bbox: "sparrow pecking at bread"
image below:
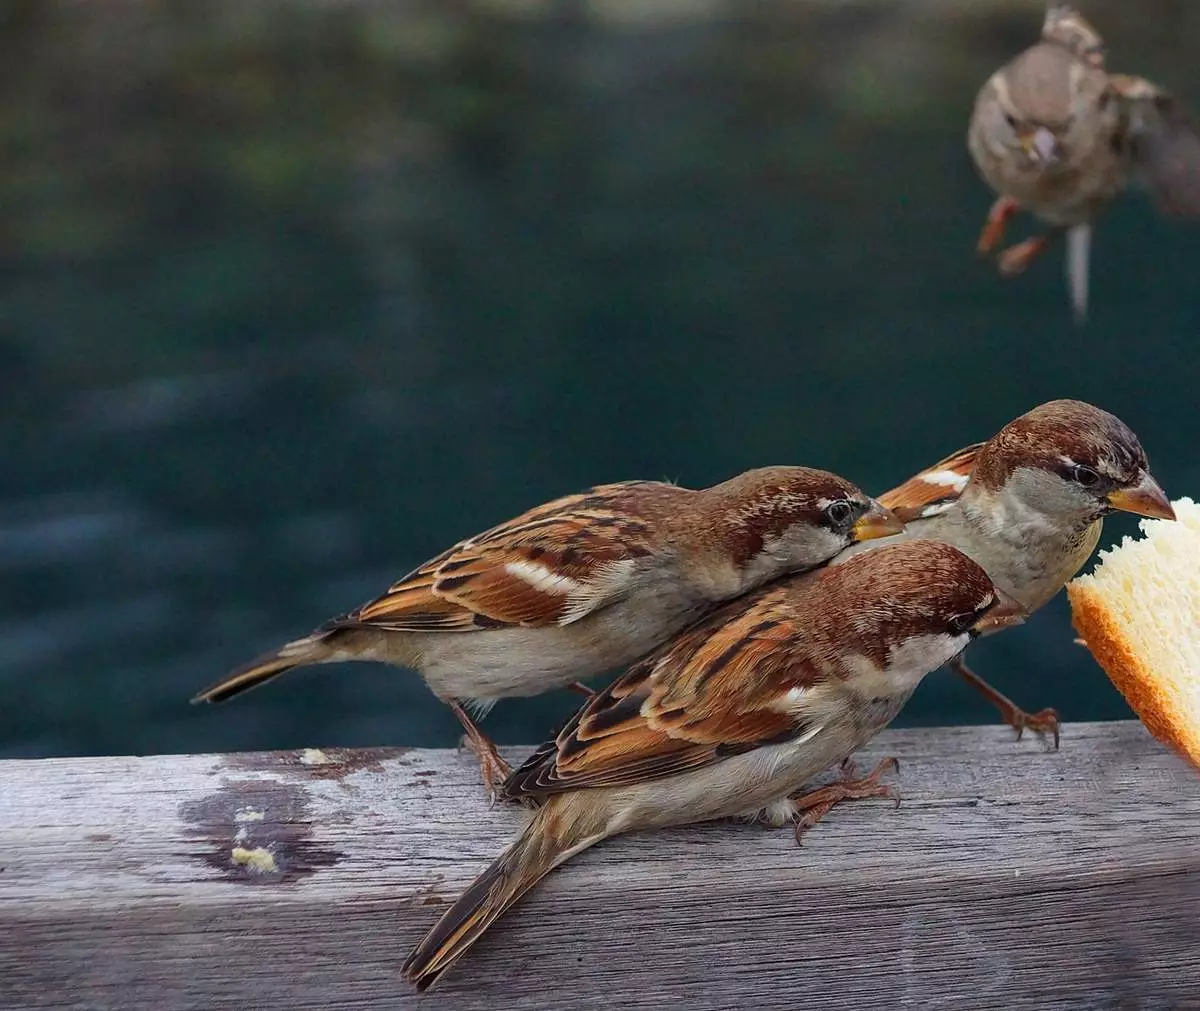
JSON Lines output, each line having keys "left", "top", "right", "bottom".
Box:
{"left": 401, "top": 540, "right": 1023, "bottom": 991}
{"left": 841, "top": 398, "right": 1175, "bottom": 745}
{"left": 192, "top": 467, "right": 901, "bottom": 797}
{"left": 967, "top": 4, "right": 1200, "bottom": 320}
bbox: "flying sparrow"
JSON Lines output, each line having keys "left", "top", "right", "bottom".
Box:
{"left": 968, "top": 4, "right": 1200, "bottom": 320}
{"left": 842, "top": 398, "right": 1175, "bottom": 745}
{"left": 401, "top": 540, "right": 1023, "bottom": 990}
{"left": 192, "top": 467, "right": 901, "bottom": 797}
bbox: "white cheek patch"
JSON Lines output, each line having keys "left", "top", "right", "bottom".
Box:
{"left": 504, "top": 560, "right": 581, "bottom": 596}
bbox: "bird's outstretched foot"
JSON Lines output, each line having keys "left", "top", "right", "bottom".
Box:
{"left": 977, "top": 195, "right": 1020, "bottom": 254}
{"left": 447, "top": 699, "right": 513, "bottom": 805}
{"left": 1003, "top": 705, "right": 1062, "bottom": 748}
{"left": 456, "top": 731, "right": 513, "bottom": 806}
{"left": 997, "top": 234, "right": 1051, "bottom": 276}
{"left": 951, "top": 659, "right": 1061, "bottom": 750}
{"left": 790, "top": 756, "right": 901, "bottom": 846}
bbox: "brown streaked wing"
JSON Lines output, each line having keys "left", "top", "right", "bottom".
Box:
{"left": 877, "top": 442, "right": 984, "bottom": 522}
{"left": 1112, "top": 75, "right": 1200, "bottom": 218}
{"left": 503, "top": 587, "right": 820, "bottom": 798}
{"left": 336, "top": 483, "right": 667, "bottom": 633}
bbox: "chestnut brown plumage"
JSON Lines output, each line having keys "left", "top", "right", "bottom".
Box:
{"left": 842, "top": 399, "right": 1175, "bottom": 743}
{"left": 193, "top": 466, "right": 901, "bottom": 797}
{"left": 968, "top": 4, "right": 1200, "bottom": 321}
{"left": 401, "top": 540, "right": 1023, "bottom": 991}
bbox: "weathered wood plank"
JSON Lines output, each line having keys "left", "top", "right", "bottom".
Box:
{"left": 1, "top": 722, "right": 1199, "bottom": 1010}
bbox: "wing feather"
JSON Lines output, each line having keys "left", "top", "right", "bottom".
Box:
{"left": 1112, "top": 75, "right": 1200, "bottom": 218}
{"left": 877, "top": 443, "right": 984, "bottom": 522}
{"left": 503, "top": 584, "right": 826, "bottom": 799}
{"left": 334, "top": 483, "right": 667, "bottom": 634}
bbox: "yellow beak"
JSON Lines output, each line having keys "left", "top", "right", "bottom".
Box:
{"left": 1106, "top": 472, "right": 1176, "bottom": 521}
{"left": 971, "top": 587, "right": 1027, "bottom": 637}
{"left": 851, "top": 501, "right": 905, "bottom": 542}
{"left": 1018, "top": 126, "right": 1060, "bottom": 164}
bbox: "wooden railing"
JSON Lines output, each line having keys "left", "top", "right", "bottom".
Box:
{"left": 3, "top": 721, "right": 1198, "bottom": 1009}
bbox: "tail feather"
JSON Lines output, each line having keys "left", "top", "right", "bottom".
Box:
{"left": 191, "top": 636, "right": 333, "bottom": 704}
{"left": 403, "top": 805, "right": 600, "bottom": 991}
{"left": 1066, "top": 223, "right": 1091, "bottom": 325}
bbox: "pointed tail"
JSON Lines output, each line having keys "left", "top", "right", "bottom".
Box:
{"left": 402, "top": 801, "right": 601, "bottom": 992}
{"left": 191, "top": 635, "right": 336, "bottom": 704}
{"left": 1066, "top": 223, "right": 1091, "bottom": 325}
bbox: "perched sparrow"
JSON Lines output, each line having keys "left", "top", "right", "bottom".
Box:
{"left": 401, "top": 540, "right": 1023, "bottom": 991}
{"left": 841, "top": 398, "right": 1175, "bottom": 744}
{"left": 193, "top": 467, "right": 901, "bottom": 796}
{"left": 968, "top": 4, "right": 1200, "bottom": 320}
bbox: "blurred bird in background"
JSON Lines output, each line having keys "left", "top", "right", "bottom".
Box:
{"left": 968, "top": 3, "right": 1200, "bottom": 322}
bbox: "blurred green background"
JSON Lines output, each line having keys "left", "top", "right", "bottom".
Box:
{"left": 2, "top": 0, "right": 1197, "bottom": 759}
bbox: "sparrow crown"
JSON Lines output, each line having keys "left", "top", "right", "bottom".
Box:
{"left": 1042, "top": 4, "right": 1106, "bottom": 67}
{"left": 706, "top": 466, "right": 884, "bottom": 567}
{"left": 810, "top": 541, "right": 1001, "bottom": 667}
{"left": 970, "top": 399, "right": 1148, "bottom": 493}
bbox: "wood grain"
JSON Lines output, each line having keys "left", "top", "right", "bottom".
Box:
{"left": 2, "top": 722, "right": 1199, "bottom": 1010}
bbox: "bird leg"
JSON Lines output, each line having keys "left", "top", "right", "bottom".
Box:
{"left": 976, "top": 195, "right": 1020, "bottom": 254}
{"left": 448, "top": 699, "right": 513, "bottom": 804}
{"left": 951, "top": 657, "right": 1061, "bottom": 749}
{"left": 567, "top": 681, "right": 596, "bottom": 697}
{"left": 996, "top": 234, "right": 1052, "bottom": 276}
{"left": 790, "top": 756, "right": 901, "bottom": 845}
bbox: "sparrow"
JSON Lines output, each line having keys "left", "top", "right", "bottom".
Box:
{"left": 967, "top": 4, "right": 1200, "bottom": 321}
{"left": 839, "top": 398, "right": 1175, "bottom": 745}
{"left": 401, "top": 540, "right": 1023, "bottom": 991}
{"left": 192, "top": 467, "right": 902, "bottom": 797}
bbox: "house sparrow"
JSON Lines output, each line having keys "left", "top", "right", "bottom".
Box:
{"left": 401, "top": 540, "right": 1023, "bottom": 991}
{"left": 968, "top": 4, "right": 1200, "bottom": 321}
{"left": 841, "top": 398, "right": 1175, "bottom": 745}
{"left": 192, "top": 467, "right": 901, "bottom": 797}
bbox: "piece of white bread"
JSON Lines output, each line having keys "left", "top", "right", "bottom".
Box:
{"left": 1068, "top": 497, "right": 1200, "bottom": 769}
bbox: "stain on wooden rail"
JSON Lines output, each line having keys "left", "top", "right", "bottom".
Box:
{"left": 179, "top": 777, "right": 343, "bottom": 885}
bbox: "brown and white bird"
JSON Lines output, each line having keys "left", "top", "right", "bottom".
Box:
{"left": 193, "top": 467, "right": 901, "bottom": 796}
{"left": 967, "top": 4, "right": 1200, "bottom": 320}
{"left": 401, "top": 540, "right": 1023, "bottom": 991}
{"left": 840, "top": 398, "right": 1175, "bottom": 743}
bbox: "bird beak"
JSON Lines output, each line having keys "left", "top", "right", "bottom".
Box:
{"left": 851, "top": 502, "right": 905, "bottom": 542}
{"left": 1019, "top": 126, "right": 1060, "bottom": 164}
{"left": 1107, "top": 472, "right": 1176, "bottom": 520}
{"left": 971, "top": 588, "right": 1027, "bottom": 637}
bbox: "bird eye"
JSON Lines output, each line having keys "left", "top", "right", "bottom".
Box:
{"left": 823, "top": 500, "right": 855, "bottom": 527}
{"left": 947, "top": 612, "right": 977, "bottom": 635}
{"left": 1072, "top": 464, "right": 1101, "bottom": 488}
{"left": 1003, "top": 113, "right": 1018, "bottom": 129}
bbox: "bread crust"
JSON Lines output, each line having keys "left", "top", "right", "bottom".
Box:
{"left": 1068, "top": 581, "right": 1200, "bottom": 769}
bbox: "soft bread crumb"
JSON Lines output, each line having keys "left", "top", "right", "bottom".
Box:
{"left": 1068, "top": 497, "right": 1200, "bottom": 769}
{"left": 231, "top": 846, "right": 278, "bottom": 874}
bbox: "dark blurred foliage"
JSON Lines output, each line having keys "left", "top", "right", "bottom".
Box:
{"left": 1, "top": 0, "right": 1198, "bottom": 758}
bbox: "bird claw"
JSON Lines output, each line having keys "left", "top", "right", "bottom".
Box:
{"left": 789, "top": 756, "right": 901, "bottom": 846}
{"left": 996, "top": 235, "right": 1051, "bottom": 276}
{"left": 951, "top": 660, "right": 1061, "bottom": 752}
{"left": 456, "top": 732, "right": 514, "bottom": 805}
{"left": 1007, "top": 706, "right": 1062, "bottom": 750}
{"left": 977, "top": 195, "right": 1020, "bottom": 255}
